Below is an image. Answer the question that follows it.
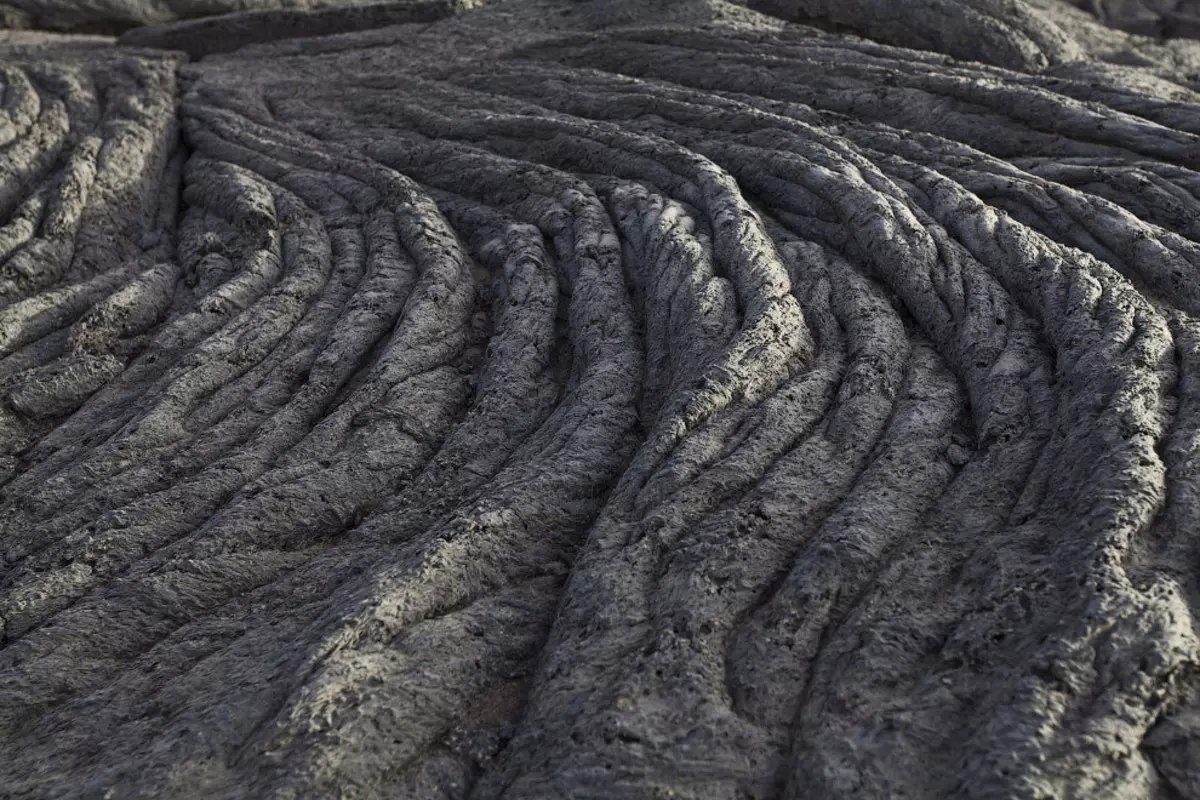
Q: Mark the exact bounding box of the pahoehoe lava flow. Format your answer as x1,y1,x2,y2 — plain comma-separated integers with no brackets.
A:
0,0,1199,797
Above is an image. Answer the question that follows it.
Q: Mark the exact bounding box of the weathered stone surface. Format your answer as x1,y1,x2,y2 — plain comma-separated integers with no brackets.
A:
0,0,1199,797
1070,0,1200,38
0,0,402,35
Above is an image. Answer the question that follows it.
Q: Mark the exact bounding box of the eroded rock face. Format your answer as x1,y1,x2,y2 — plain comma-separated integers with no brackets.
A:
0,1,1199,797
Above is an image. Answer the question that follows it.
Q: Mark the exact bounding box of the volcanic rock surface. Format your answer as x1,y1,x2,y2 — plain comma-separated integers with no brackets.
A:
1,0,1199,797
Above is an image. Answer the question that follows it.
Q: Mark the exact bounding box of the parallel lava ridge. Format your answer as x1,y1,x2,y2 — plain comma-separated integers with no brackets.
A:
0,0,1199,797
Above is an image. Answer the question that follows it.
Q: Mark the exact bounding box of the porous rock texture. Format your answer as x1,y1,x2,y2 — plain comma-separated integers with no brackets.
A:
1,0,1200,797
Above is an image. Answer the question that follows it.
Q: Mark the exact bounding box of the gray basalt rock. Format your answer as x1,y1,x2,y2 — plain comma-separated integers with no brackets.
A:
0,0,1199,797
1069,0,1200,39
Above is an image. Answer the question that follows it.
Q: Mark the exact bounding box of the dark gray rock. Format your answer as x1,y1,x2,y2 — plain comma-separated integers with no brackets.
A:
0,0,1198,797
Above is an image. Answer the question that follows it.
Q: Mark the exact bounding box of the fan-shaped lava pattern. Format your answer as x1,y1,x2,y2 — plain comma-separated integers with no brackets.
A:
0,1,1199,798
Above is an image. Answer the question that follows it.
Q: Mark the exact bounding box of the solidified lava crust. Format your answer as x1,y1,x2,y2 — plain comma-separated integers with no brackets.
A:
0,0,1199,797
